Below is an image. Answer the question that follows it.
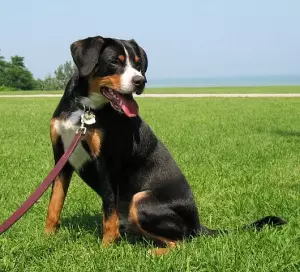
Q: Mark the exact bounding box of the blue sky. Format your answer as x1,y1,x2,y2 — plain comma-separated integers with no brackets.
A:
1,0,299,80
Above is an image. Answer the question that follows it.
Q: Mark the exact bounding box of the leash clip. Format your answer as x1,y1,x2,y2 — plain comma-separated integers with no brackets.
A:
76,126,87,135
81,106,96,125
76,106,96,135
76,118,87,135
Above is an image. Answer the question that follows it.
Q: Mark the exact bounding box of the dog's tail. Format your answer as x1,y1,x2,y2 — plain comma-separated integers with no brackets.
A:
197,216,287,237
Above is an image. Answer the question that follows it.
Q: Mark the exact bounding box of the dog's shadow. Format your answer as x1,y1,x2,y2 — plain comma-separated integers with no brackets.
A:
62,213,103,236
273,130,300,137
62,213,148,245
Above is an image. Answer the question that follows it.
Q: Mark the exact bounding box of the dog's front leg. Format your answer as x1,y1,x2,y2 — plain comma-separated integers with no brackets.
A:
45,119,74,233
78,149,119,246
86,158,120,246
95,160,120,246
101,187,120,246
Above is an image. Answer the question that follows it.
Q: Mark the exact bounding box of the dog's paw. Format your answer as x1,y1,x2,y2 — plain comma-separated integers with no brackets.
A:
45,221,60,234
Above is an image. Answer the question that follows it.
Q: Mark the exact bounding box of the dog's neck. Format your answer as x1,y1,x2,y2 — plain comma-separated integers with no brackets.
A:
78,92,109,110
65,75,109,111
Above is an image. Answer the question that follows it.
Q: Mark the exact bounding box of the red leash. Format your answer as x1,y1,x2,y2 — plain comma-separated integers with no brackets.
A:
0,130,85,235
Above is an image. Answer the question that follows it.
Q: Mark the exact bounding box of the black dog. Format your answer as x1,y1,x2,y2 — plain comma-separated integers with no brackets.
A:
46,36,286,254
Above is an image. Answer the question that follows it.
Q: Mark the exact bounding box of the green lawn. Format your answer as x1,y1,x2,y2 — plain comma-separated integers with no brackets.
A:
0,90,63,95
0,85,299,95
147,85,300,94
1,97,300,271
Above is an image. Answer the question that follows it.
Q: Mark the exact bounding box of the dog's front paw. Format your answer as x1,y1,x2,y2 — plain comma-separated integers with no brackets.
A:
102,230,120,247
45,221,60,234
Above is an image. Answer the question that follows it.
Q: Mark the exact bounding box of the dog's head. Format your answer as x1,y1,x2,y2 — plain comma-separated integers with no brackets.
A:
71,36,148,117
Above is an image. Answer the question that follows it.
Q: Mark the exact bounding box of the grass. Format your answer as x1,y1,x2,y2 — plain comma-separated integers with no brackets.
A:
0,90,63,95
1,97,300,271
0,85,299,95
146,85,300,94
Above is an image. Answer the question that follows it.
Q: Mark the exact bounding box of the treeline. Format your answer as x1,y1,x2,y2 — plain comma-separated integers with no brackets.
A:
0,50,76,91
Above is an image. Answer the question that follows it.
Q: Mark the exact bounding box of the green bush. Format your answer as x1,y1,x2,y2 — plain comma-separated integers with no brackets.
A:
1,50,75,91
0,85,20,92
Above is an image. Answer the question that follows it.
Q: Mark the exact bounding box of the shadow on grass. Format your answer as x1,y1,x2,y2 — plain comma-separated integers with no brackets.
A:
62,213,102,236
62,212,149,246
273,130,300,137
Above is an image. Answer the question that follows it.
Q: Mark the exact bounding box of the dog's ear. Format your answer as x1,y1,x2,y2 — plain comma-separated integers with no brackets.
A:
71,36,105,77
129,39,148,80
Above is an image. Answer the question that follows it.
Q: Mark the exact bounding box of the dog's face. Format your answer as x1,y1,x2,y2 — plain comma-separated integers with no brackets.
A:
71,36,148,117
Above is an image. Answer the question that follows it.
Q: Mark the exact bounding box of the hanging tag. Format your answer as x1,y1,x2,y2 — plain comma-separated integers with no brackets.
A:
81,112,96,125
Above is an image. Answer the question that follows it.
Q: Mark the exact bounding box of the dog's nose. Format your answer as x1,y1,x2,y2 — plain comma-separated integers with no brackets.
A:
132,75,145,87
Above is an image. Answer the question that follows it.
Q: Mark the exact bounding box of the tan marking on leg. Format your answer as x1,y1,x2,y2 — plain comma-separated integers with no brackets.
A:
128,191,176,255
128,191,149,228
149,242,176,256
84,129,102,157
102,209,120,246
50,118,59,145
45,172,71,233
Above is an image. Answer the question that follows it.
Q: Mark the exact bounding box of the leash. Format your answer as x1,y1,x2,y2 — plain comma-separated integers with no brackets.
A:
0,128,86,235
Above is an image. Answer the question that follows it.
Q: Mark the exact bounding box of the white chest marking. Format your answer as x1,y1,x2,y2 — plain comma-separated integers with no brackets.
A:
54,110,91,171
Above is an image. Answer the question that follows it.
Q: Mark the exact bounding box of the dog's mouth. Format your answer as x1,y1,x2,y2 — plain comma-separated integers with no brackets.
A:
100,88,139,117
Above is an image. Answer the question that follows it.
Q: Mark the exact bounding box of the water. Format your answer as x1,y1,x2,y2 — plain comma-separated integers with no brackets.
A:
147,75,300,88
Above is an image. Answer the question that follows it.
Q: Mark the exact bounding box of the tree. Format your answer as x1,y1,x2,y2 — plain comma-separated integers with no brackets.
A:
41,74,60,90
0,50,8,86
0,51,5,65
4,64,35,90
0,53,35,90
0,50,77,91
34,78,44,90
54,61,76,89
33,61,76,91
11,55,25,68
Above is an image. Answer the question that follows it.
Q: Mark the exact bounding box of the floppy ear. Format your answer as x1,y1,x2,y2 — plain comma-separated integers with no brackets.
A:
70,36,105,77
129,39,148,80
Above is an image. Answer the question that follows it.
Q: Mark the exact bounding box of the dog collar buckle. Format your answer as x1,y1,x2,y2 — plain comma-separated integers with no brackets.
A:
81,111,96,125
76,106,96,135
80,105,96,125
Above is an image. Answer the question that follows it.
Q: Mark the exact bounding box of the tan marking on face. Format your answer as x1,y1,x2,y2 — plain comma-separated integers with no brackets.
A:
84,129,102,157
102,209,120,246
118,55,125,62
50,118,59,145
89,75,122,93
135,56,140,63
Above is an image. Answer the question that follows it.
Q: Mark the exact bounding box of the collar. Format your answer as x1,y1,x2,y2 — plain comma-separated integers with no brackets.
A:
75,100,89,112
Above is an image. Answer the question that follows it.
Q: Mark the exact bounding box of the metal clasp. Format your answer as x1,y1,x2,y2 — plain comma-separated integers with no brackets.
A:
76,106,96,135
76,126,87,135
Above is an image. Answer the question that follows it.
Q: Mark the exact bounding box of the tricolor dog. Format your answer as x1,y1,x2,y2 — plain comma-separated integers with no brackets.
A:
46,36,286,254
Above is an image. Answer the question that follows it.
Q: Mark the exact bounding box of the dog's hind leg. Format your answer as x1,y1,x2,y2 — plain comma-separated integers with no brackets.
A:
128,191,188,255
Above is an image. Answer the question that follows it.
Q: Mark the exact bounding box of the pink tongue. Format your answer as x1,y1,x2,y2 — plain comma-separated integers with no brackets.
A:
120,97,139,117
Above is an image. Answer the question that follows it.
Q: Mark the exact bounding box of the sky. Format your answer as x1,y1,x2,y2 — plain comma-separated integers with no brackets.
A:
0,0,299,80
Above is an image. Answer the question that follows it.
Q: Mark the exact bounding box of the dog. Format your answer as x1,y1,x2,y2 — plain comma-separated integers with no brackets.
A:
45,36,286,254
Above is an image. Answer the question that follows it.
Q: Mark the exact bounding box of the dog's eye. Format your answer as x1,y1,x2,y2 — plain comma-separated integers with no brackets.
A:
135,60,141,70
108,59,122,68
112,58,124,66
